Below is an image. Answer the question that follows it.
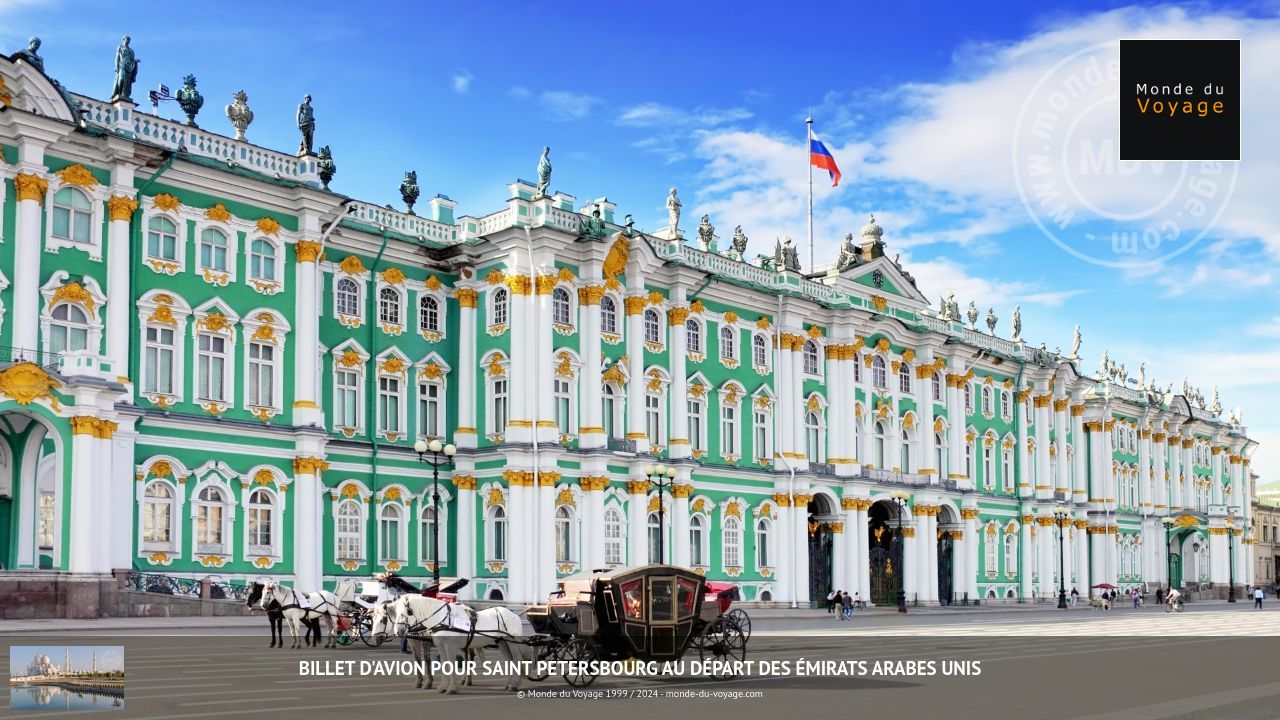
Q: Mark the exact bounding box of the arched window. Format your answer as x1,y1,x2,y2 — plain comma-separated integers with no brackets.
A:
803,340,819,375
964,384,973,414
199,228,229,272
555,505,575,563
752,334,768,368
719,325,736,360
249,239,276,281
143,324,176,395
52,187,93,243
805,411,821,462
420,296,441,334
874,421,887,467
644,309,661,344
982,386,993,416
601,383,621,439
194,486,227,553
645,391,662,446
492,288,509,327
48,304,89,354
380,503,403,561
755,517,771,568
603,506,625,565
379,287,401,326
487,505,507,561
1003,532,1017,577
935,432,946,476
336,500,363,561
1000,390,1010,418
689,514,706,566
336,278,360,317
983,442,994,490
648,511,662,563
985,528,998,575
600,296,618,334
687,396,705,452
720,396,739,456
723,516,742,569
142,482,174,548
900,429,912,472
552,287,572,326
146,216,178,260
932,372,943,401
899,362,912,393
247,488,275,554
872,356,887,389
686,319,702,354
195,331,228,402
419,501,445,567
966,440,974,479
1002,446,1012,492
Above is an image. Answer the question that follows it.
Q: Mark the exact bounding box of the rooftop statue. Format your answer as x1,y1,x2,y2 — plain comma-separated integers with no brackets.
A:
1210,387,1221,415
666,187,681,236
535,146,552,198
1098,349,1108,379
316,146,336,190
110,36,138,104
836,232,858,272
579,209,607,241
175,74,203,127
14,36,43,72
775,235,800,272
1010,305,1022,341
730,225,749,259
1137,361,1145,388
297,94,315,156
696,214,715,252
400,171,420,214
623,214,635,237
985,307,997,334
966,301,978,330
225,90,253,141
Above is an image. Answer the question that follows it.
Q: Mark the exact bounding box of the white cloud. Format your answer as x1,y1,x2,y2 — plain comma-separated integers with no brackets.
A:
538,91,600,122
507,86,531,99
617,102,751,128
451,71,473,94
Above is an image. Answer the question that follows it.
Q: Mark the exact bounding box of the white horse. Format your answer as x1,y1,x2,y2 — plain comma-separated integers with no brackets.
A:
390,594,534,694
260,581,355,649
372,599,488,691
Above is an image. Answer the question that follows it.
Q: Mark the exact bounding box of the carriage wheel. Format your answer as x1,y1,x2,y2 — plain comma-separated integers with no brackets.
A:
697,619,746,680
726,609,752,641
525,643,556,682
559,638,599,688
335,631,352,646
357,614,385,648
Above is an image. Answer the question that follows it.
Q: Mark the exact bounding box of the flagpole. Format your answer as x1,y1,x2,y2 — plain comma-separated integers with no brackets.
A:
806,116,814,273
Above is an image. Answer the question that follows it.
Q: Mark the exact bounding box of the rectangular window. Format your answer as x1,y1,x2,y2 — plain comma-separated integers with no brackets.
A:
492,379,508,433
196,504,223,549
419,381,441,437
249,507,272,549
754,410,768,460
379,376,401,434
196,333,226,402
144,326,174,394
554,378,571,435
646,394,661,445
688,400,702,452
721,405,737,456
335,369,358,428
248,341,274,407
38,492,56,549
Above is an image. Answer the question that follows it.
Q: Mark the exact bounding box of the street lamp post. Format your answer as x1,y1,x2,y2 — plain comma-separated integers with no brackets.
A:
645,463,678,564
1055,508,1069,609
1162,516,1175,596
889,489,910,613
413,438,457,585
1227,512,1236,603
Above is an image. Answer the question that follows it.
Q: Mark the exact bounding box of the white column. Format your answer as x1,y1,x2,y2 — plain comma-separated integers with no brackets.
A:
1020,513,1033,598
672,480,691,567
455,290,479,447
577,286,603,448
581,473,605,574
292,233,324,426
67,419,99,573
536,468,555,599
772,488,791,604
1181,436,1194,511
627,477,648,566
507,473,530,601
668,304,690,458
11,167,47,358
1153,432,1168,512
1038,514,1056,597
963,509,979,602
843,497,860,596
535,275,557,443
857,502,872,602
825,344,844,466
792,491,811,603
1054,398,1070,496
109,417,138,570
1034,390,1051,502
789,340,806,470
1074,518,1089,595
506,277,531,442
903,518,918,603
947,367,966,487
1016,389,1031,499
453,471,477,599
1070,404,1086,503
1210,447,1224,505
917,354,936,481
624,295,648,452
1138,428,1152,514
105,166,137,384
1168,433,1182,509
922,507,938,603
291,451,325,591
830,523,846,593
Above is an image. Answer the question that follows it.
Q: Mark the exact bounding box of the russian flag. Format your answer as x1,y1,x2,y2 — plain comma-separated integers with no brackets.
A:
809,131,842,187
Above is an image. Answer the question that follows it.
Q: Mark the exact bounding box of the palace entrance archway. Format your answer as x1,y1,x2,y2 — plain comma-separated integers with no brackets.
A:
807,495,837,605
868,499,904,606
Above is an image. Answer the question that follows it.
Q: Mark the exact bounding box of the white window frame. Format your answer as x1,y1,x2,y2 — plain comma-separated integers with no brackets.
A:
686,317,703,355
554,504,578,564
932,372,943,401
377,369,406,440
752,332,769,370
488,287,509,330
244,486,282,559
899,362,912,393
484,352,510,437
194,224,237,284
872,356,887,389
418,293,445,338
247,236,282,285
140,202,186,273
486,504,508,562
719,385,742,459
137,291,191,405
719,324,737,362
195,329,233,405
644,308,662,346
331,344,368,434
190,479,235,556
47,184,105,260
687,395,706,453
140,479,178,552
378,500,407,564
378,286,404,329
600,295,620,336
333,270,366,326
803,340,820,376
689,513,709,568
335,499,365,563
755,516,772,570
419,493,449,571
551,286,574,328
805,410,824,463
603,504,625,566
241,311,288,415
722,514,743,571
752,402,772,462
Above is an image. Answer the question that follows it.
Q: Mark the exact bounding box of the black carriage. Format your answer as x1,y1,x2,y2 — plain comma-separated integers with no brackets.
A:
525,564,749,687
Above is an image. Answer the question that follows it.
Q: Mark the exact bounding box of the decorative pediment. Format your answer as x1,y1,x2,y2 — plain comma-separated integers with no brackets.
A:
830,256,929,308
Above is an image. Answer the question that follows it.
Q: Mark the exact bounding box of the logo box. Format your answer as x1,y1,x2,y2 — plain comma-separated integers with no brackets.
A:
1119,39,1240,161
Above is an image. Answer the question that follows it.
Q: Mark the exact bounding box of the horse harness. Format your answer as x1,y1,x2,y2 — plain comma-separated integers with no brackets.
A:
275,586,336,620
402,598,484,649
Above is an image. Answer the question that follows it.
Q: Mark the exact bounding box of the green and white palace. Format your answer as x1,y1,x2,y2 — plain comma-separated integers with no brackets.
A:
0,42,1261,609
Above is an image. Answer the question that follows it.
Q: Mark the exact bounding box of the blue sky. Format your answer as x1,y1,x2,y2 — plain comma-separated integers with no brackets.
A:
10,645,124,674
3,0,1277,480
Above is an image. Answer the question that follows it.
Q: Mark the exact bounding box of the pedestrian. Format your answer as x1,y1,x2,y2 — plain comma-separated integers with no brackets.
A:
827,589,839,614
1132,588,1140,609
853,591,864,610
1255,586,1264,609
1156,587,1164,605
842,591,854,620
1070,587,1079,607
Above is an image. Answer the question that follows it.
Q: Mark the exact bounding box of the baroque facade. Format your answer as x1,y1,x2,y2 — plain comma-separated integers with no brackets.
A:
0,44,1261,606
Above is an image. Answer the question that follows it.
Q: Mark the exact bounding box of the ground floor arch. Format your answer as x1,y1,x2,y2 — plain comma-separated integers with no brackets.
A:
0,409,68,571
868,499,905,606
807,494,838,603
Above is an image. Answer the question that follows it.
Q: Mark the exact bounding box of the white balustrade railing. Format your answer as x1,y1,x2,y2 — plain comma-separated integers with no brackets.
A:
73,94,320,187
476,210,513,236
961,329,1021,357
1105,383,1149,404
541,206,583,233
918,314,953,334
345,200,456,244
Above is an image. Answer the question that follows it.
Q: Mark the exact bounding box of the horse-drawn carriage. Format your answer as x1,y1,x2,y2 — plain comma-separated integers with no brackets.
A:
338,574,461,646
524,564,750,687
